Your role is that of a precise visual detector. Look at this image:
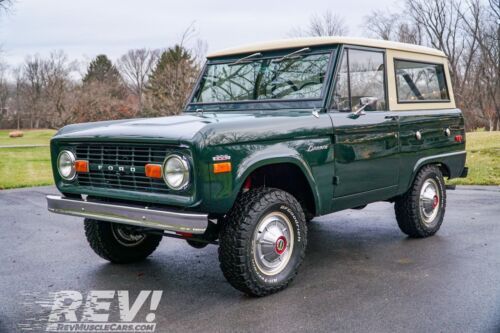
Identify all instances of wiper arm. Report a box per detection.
[228,52,262,66]
[272,47,311,63]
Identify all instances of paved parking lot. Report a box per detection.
[1,186,499,332]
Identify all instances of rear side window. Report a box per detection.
[394,60,449,102]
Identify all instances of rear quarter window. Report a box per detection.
[394,60,449,103]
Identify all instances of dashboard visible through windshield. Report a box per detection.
[191,51,333,104]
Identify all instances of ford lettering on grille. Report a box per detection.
[92,164,142,174]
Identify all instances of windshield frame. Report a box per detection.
[185,46,337,111]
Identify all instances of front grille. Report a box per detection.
[73,143,176,194]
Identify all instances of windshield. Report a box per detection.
[191,51,332,104]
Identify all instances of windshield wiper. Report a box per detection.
[272,47,311,63]
[228,52,262,66]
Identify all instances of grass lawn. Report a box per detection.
[0,129,56,146]
[448,131,500,186]
[0,129,498,189]
[0,147,54,189]
[0,129,56,189]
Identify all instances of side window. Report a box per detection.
[331,49,386,111]
[332,52,350,111]
[394,60,449,102]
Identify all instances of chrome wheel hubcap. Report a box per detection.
[420,179,440,225]
[253,212,294,276]
[111,224,146,247]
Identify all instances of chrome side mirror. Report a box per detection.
[350,97,378,117]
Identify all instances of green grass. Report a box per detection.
[0,129,56,146]
[0,129,56,189]
[0,146,54,189]
[448,131,500,186]
[0,129,498,189]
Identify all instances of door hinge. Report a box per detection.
[333,176,340,185]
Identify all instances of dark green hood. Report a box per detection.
[53,110,332,146]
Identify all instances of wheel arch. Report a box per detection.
[407,153,461,190]
[235,157,321,217]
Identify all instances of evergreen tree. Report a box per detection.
[83,54,121,85]
[83,54,125,99]
[145,45,199,115]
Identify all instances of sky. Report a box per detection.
[0,0,398,68]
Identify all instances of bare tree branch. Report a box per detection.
[289,11,348,37]
[0,0,12,11]
[117,48,159,114]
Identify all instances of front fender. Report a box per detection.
[237,151,321,213]
[206,140,332,215]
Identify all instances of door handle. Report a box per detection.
[385,115,399,120]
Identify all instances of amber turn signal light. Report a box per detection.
[213,162,232,174]
[145,164,162,178]
[75,160,89,173]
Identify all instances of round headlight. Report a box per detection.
[163,155,190,190]
[57,150,76,180]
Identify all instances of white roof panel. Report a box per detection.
[207,37,446,58]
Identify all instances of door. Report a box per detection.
[329,48,400,201]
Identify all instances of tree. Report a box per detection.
[289,11,348,37]
[460,0,500,130]
[20,55,44,128]
[363,10,423,44]
[0,61,8,125]
[118,48,160,114]
[0,0,12,16]
[83,54,122,85]
[82,54,126,105]
[71,82,135,123]
[145,45,199,115]
[10,52,76,129]
[40,51,77,128]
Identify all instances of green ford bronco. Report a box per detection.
[47,37,467,296]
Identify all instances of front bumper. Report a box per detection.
[46,195,208,234]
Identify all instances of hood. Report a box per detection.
[54,115,214,144]
[53,110,333,146]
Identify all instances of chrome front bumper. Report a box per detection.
[46,195,208,234]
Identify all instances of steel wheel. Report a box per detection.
[252,211,294,276]
[111,224,146,247]
[419,178,440,225]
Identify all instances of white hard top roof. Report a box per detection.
[207,36,446,58]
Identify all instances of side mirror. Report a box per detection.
[359,97,378,111]
[350,97,378,118]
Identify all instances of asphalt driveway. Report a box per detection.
[1,186,499,332]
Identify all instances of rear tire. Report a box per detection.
[84,219,162,263]
[218,188,307,296]
[394,165,446,238]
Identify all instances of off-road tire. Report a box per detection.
[218,188,307,296]
[395,165,446,238]
[84,219,162,263]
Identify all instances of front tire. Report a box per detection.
[395,165,446,238]
[219,188,307,296]
[84,219,162,263]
